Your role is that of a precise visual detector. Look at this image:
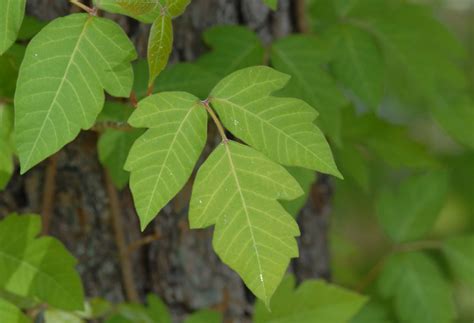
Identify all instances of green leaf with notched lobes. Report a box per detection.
[271,35,347,143]
[0,0,26,54]
[166,0,191,17]
[0,214,84,310]
[189,141,303,305]
[148,13,173,87]
[0,299,30,323]
[210,66,341,178]
[125,92,207,229]
[14,14,136,173]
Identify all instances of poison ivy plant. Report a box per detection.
[0,0,26,54]
[105,294,171,323]
[14,13,137,173]
[0,214,84,311]
[253,275,366,322]
[125,92,208,229]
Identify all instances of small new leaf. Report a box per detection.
[148,13,174,87]
[253,275,367,322]
[125,92,207,229]
[190,141,303,305]
[0,0,26,54]
[14,14,137,173]
[263,0,277,10]
[210,66,341,178]
[166,0,191,17]
[0,214,84,310]
[117,0,161,16]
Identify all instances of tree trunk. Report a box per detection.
[0,1,332,321]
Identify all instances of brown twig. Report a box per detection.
[126,233,161,256]
[104,170,140,302]
[41,154,59,235]
[294,0,310,33]
[70,0,97,15]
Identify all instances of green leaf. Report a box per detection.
[263,0,277,10]
[376,172,448,243]
[0,0,26,54]
[326,24,384,110]
[196,25,265,77]
[44,309,84,323]
[14,14,137,173]
[271,35,348,142]
[93,0,161,23]
[0,44,25,99]
[280,167,317,218]
[148,13,173,87]
[253,275,367,322]
[184,310,222,323]
[378,252,455,323]
[98,129,142,190]
[125,92,207,229]
[210,66,341,178]
[0,104,14,190]
[0,298,30,323]
[0,214,84,310]
[442,235,474,287]
[17,16,46,41]
[190,141,303,305]
[166,0,191,17]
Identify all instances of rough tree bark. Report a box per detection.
[0,1,332,322]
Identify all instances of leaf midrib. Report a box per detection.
[224,143,267,300]
[143,104,197,220]
[212,98,339,175]
[23,16,93,169]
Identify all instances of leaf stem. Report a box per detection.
[70,0,97,15]
[202,99,228,143]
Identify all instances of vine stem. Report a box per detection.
[104,169,140,302]
[41,154,59,235]
[202,99,228,143]
[70,0,97,15]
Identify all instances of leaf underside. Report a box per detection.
[190,141,303,305]
[14,13,136,173]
